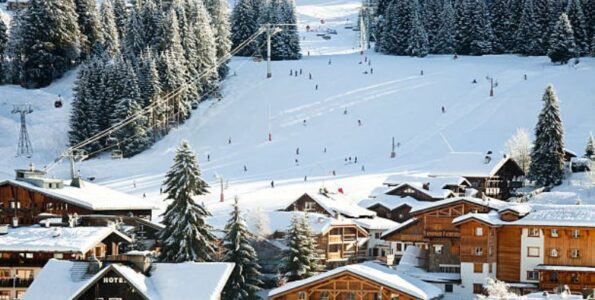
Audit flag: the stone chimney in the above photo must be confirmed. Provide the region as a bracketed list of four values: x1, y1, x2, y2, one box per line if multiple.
[87, 255, 103, 274]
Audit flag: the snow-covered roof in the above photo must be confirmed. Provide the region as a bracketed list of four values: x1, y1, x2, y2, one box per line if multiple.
[298, 192, 376, 218]
[0, 225, 130, 253]
[387, 182, 454, 199]
[269, 261, 443, 300]
[409, 197, 508, 214]
[429, 152, 517, 177]
[453, 204, 595, 228]
[381, 218, 419, 239]
[395, 246, 460, 283]
[0, 179, 157, 211]
[352, 217, 399, 231]
[360, 194, 424, 211]
[23, 259, 234, 300]
[384, 174, 469, 188]
[533, 264, 595, 272]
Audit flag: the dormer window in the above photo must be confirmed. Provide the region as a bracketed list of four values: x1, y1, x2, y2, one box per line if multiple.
[528, 228, 540, 237]
[404, 188, 415, 194]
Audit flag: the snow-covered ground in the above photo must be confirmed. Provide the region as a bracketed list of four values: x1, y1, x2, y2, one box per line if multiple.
[0, 0, 593, 223]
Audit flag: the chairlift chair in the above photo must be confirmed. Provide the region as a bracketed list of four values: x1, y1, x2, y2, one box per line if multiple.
[54, 97, 63, 108]
[111, 150, 123, 160]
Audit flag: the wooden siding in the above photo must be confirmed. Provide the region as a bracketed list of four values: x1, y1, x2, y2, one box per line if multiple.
[269, 272, 423, 300]
[283, 194, 331, 216]
[496, 227, 521, 282]
[316, 225, 368, 267]
[459, 220, 497, 264]
[386, 184, 438, 202]
[538, 270, 595, 291]
[543, 228, 595, 266]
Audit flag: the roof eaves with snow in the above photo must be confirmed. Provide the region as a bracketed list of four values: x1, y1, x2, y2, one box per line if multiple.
[409, 197, 507, 215]
[381, 218, 419, 239]
[269, 262, 442, 300]
[308, 192, 376, 218]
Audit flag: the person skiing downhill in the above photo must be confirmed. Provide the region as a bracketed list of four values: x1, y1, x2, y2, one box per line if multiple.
[271, 181, 275, 188]
[309, 73, 312, 80]
[442, 106, 446, 113]
[296, 147, 300, 155]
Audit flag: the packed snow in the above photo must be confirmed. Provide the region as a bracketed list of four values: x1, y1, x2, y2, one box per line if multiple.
[0, 0, 593, 224]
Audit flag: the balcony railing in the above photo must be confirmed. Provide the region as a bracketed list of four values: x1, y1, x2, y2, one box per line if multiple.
[0, 278, 34, 288]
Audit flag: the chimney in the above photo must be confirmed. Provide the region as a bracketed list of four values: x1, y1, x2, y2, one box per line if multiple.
[484, 154, 492, 164]
[87, 255, 103, 274]
[107, 253, 153, 273]
[422, 182, 430, 190]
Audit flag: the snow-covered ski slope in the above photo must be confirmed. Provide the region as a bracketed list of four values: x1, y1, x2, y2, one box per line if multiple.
[0, 0, 594, 218]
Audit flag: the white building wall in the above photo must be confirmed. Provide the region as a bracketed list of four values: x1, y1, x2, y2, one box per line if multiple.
[460, 262, 496, 299]
[430, 283, 468, 300]
[519, 228, 544, 283]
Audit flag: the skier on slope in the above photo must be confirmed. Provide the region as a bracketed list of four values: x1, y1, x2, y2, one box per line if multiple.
[442, 106, 446, 113]
[309, 73, 312, 80]
[244, 165, 248, 172]
[271, 181, 275, 188]
[358, 120, 362, 126]
[296, 147, 300, 155]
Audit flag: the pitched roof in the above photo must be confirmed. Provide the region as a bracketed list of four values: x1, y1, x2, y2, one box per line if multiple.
[23, 259, 234, 300]
[429, 152, 520, 177]
[409, 197, 508, 214]
[360, 195, 424, 211]
[381, 218, 419, 239]
[269, 261, 443, 300]
[0, 179, 157, 211]
[0, 225, 130, 253]
[352, 217, 400, 231]
[383, 174, 470, 188]
[296, 192, 376, 218]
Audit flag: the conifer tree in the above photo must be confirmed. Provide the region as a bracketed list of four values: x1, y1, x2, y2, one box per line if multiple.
[433, 0, 456, 53]
[222, 197, 263, 300]
[137, 50, 164, 138]
[548, 13, 577, 64]
[407, 8, 430, 57]
[283, 213, 320, 281]
[4, 13, 24, 84]
[381, 0, 415, 55]
[565, 0, 590, 55]
[141, 0, 161, 49]
[490, 0, 514, 53]
[124, 8, 146, 59]
[585, 133, 594, 158]
[69, 59, 100, 152]
[515, 0, 542, 55]
[187, 0, 219, 94]
[278, 0, 302, 60]
[422, 0, 442, 49]
[528, 85, 565, 187]
[456, 0, 492, 55]
[159, 141, 216, 262]
[0, 17, 7, 83]
[74, 0, 104, 59]
[100, 0, 121, 58]
[533, 0, 554, 53]
[231, 0, 259, 57]
[205, 0, 232, 77]
[158, 50, 191, 124]
[19, 0, 82, 88]
[112, 0, 129, 39]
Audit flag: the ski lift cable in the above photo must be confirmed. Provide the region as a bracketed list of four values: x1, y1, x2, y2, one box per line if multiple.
[45, 27, 267, 171]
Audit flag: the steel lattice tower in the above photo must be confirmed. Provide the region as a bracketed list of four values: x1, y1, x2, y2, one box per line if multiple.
[11, 104, 33, 157]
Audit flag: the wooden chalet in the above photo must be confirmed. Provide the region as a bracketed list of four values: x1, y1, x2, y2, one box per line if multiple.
[315, 219, 369, 269]
[381, 197, 506, 272]
[429, 152, 525, 200]
[0, 225, 131, 299]
[0, 168, 155, 226]
[452, 205, 595, 296]
[361, 195, 419, 223]
[268, 262, 443, 300]
[282, 190, 375, 219]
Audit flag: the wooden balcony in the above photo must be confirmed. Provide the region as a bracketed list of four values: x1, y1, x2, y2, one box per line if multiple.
[328, 234, 357, 244]
[327, 252, 343, 260]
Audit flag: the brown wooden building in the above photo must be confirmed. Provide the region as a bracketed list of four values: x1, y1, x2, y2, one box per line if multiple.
[268, 262, 443, 300]
[282, 191, 375, 219]
[316, 220, 369, 269]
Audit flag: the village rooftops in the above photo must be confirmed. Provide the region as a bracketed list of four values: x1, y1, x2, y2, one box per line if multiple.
[23, 259, 234, 300]
[360, 194, 426, 211]
[287, 191, 376, 218]
[352, 216, 399, 231]
[0, 178, 158, 211]
[380, 217, 419, 239]
[428, 152, 520, 177]
[0, 225, 130, 253]
[452, 204, 595, 228]
[268, 261, 443, 300]
[383, 174, 470, 188]
[409, 196, 509, 214]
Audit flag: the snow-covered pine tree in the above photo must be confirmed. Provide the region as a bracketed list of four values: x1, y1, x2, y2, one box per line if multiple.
[585, 133, 594, 158]
[124, 7, 146, 59]
[490, 0, 514, 53]
[283, 213, 320, 281]
[113, 0, 129, 40]
[548, 13, 577, 64]
[159, 140, 216, 263]
[158, 50, 191, 125]
[565, 0, 590, 55]
[100, 0, 121, 58]
[18, 0, 82, 88]
[173, 2, 201, 102]
[528, 85, 565, 187]
[515, 0, 542, 55]
[3, 13, 24, 84]
[388, 0, 415, 55]
[137, 49, 163, 138]
[231, 0, 259, 57]
[533, 0, 554, 54]
[407, 7, 430, 57]
[141, 0, 161, 49]
[205, 0, 232, 77]
[74, 0, 104, 59]
[422, 0, 443, 50]
[277, 0, 302, 60]
[108, 59, 152, 157]
[68, 60, 101, 152]
[433, 0, 456, 54]
[504, 128, 532, 173]
[456, 0, 492, 55]
[222, 197, 263, 300]
[0, 17, 7, 83]
[187, 0, 219, 94]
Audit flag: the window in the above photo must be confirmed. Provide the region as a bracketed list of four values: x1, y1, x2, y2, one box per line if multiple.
[404, 188, 415, 194]
[54, 253, 64, 259]
[550, 229, 559, 237]
[374, 232, 382, 239]
[474, 247, 483, 256]
[550, 248, 559, 257]
[489, 246, 493, 256]
[527, 247, 540, 257]
[571, 229, 580, 238]
[528, 228, 540, 237]
[0, 291, 11, 300]
[0, 269, 10, 279]
[304, 202, 315, 212]
[473, 284, 484, 294]
[298, 292, 306, 300]
[16, 269, 33, 279]
[571, 273, 579, 284]
[396, 243, 402, 252]
[445, 284, 454, 293]
[550, 272, 558, 283]
[570, 249, 580, 258]
[433, 244, 443, 254]
[347, 293, 356, 300]
[475, 227, 484, 236]
[439, 264, 460, 273]
[527, 271, 539, 280]
[320, 292, 329, 300]
[489, 263, 493, 273]
[474, 263, 483, 273]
